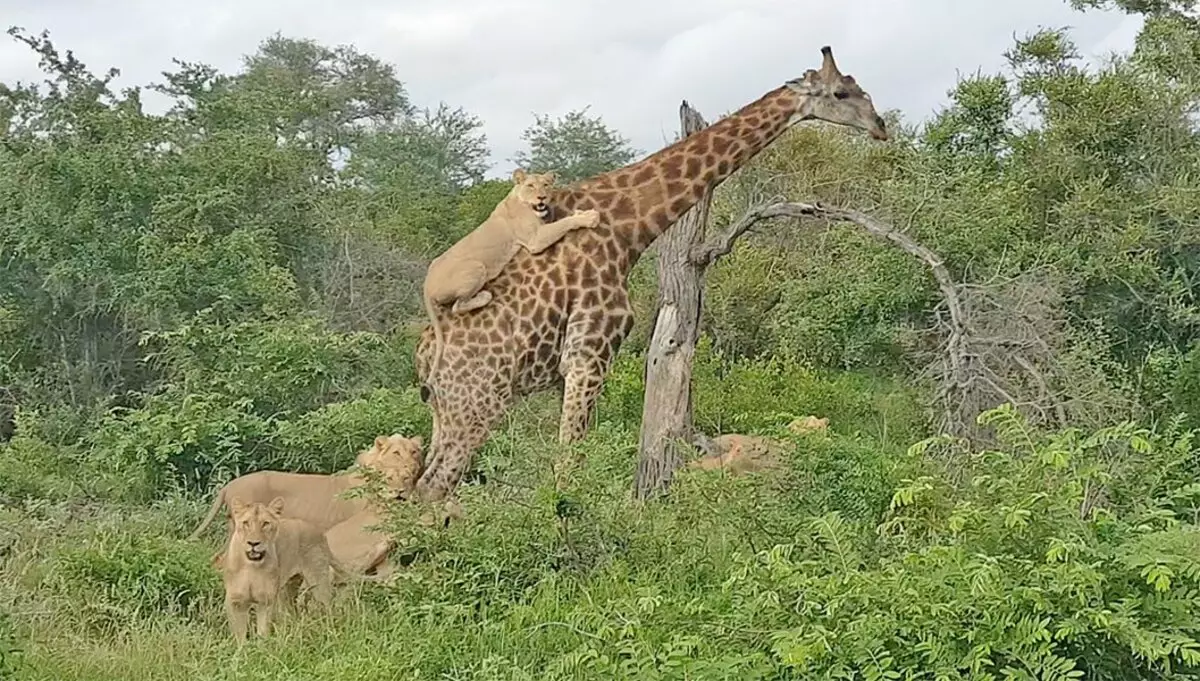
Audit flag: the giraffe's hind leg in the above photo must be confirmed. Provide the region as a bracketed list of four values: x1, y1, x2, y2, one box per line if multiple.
[416, 383, 512, 501]
[558, 357, 609, 445]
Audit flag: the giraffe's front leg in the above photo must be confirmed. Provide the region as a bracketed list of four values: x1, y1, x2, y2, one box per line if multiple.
[557, 307, 632, 444]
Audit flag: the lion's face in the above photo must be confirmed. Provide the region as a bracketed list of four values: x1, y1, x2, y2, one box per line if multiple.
[228, 496, 284, 563]
[355, 434, 425, 492]
[510, 169, 557, 219]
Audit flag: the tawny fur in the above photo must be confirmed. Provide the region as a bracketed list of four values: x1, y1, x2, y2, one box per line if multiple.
[787, 415, 829, 435]
[323, 507, 397, 580]
[324, 497, 466, 581]
[421, 169, 601, 391]
[689, 433, 787, 475]
[219, 497, 353, 643]
[187, 434, 424, 541]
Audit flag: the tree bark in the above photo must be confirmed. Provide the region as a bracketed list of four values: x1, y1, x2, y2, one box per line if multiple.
[633, 101, 712, 500]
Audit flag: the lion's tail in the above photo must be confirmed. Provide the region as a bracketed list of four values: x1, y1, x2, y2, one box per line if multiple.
[187, 486, 226, 541]
[423, 287, 445, 395]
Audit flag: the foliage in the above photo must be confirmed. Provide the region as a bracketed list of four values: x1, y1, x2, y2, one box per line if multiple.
[5, 406, 1200, 679]
[511, 106, 641, 183]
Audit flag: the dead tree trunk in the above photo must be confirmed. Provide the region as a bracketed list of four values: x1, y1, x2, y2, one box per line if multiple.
[633, 101, 712, 500]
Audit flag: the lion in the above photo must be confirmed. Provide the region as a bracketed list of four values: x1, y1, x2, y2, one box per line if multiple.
[187, 433, 425, 541]
[688, 432, 787, 475]
[421, 169, 601, 389]
[787, 415, 829, 435]
[219, 496, 367, 642]
[324, 496, 466, 581]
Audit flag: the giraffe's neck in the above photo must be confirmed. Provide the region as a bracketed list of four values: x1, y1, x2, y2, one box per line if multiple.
[582, 86, 797, 257]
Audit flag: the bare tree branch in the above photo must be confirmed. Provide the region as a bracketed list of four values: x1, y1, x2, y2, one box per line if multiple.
[692, 200, 969, 382]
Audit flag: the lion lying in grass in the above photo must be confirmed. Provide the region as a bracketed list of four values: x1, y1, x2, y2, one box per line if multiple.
[688, 417, 829, 475]
[218, 496, 364, 642]
[187, 434, 424, 541]
[325, 496, 467, 581]
[689, 433, 786, 475]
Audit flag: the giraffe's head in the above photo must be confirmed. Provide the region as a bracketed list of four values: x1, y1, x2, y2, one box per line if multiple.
[783, 46, 888, 141]
[510, 168, 557, 219]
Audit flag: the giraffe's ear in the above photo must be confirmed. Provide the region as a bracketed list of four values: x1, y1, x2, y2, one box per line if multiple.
[511, 168, 527, 183]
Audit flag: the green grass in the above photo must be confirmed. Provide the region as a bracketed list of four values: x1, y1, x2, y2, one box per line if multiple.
[0, 388, 905, 680]
[4, 369, 1200, 680]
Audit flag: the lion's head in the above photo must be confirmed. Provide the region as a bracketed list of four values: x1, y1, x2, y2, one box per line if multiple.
[228, 496, 284, 563]
[510, 168, 556, 219]
[355, 433, 425, 493]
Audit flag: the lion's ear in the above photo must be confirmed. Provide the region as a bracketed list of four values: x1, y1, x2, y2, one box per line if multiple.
[544, 171, 557, 185]
[228, 496, 246, 514]
[374, 435, 388, 449]
[511, 168, 527, 183]
[267, 497, 285, 516]
[411, 435, 423, 449]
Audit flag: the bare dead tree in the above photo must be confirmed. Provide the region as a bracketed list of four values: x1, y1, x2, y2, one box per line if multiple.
[918, 268, 1106, 443]
[313, 225, 427, 334]
[634, 101, 712, 500]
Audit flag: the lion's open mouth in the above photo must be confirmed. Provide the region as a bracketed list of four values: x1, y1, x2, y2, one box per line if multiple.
[245, 548, 265, 561]
[532, 201, 549, 217]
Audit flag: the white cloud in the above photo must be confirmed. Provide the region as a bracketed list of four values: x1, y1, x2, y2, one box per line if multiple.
[0, 1, 1142, 177]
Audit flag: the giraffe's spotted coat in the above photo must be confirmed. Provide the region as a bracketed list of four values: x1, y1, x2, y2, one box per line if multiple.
[412, 50, 889, 500]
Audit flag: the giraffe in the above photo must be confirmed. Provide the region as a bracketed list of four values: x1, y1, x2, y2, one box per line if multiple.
[411, 45, 889, 501]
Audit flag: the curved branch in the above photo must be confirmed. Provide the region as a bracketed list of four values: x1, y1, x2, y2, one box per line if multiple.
[692, 201, 968, 383]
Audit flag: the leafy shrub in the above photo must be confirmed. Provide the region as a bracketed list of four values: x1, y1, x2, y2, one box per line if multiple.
[691, 338, 927, 446]
[0, 409, 93, 504]
[600, 336, 928, 449]
[271, 386, 431, 473]
[141, 310, 402, 418]
[720, 406, 1200, 679]
[90, 390, 273, 498]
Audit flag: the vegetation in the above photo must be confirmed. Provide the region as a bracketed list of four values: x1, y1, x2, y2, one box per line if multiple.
[2, 1, 1200, 678]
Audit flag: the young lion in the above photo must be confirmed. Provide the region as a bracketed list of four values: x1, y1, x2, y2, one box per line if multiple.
[187, 434, 424, 541]
[422, 169, 601, 389]
[219, 496, 347, 643]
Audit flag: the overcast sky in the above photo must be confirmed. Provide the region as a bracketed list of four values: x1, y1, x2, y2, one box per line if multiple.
[0, 1, 1141, 178]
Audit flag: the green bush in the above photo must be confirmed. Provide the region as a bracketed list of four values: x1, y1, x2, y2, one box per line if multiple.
[90, 389, 273, 499]
[271, 386, 432, 473]
[0, 410, 93, 504]
[141, 311, 403, 418]
[718, 407, 1200, 679]
[599, 336, 928, 449]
